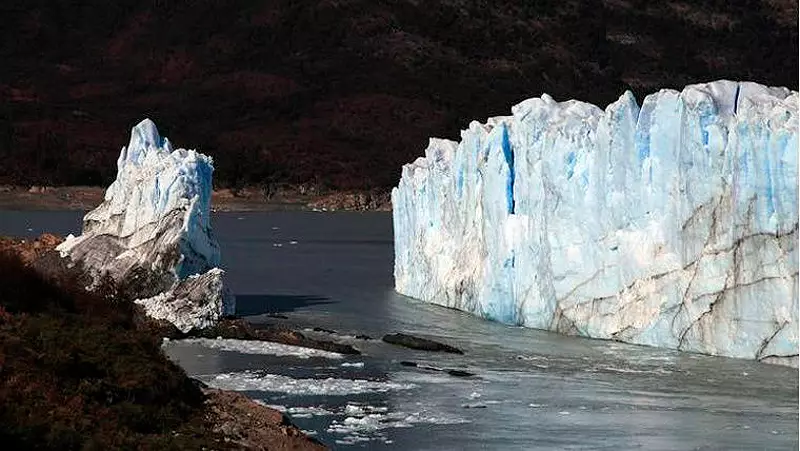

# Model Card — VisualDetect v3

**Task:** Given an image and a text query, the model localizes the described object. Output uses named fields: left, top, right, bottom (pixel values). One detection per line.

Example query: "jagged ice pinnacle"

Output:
left=57, top=119, right=233, bottom=332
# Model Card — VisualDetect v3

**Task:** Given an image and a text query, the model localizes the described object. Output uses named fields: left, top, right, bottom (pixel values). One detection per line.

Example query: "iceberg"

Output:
left=57, top=119, right=234, bottom=332
left=392, top=81, right=798, bottom=366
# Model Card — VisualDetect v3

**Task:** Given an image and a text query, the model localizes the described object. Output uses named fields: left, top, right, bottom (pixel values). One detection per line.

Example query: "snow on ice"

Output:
left=393, top=81, right=798, bottom=366
left=57, top=119, right=233, bottom=332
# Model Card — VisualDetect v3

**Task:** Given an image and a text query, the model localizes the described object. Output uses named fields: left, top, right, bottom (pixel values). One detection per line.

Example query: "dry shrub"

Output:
left=0, top=251, right=229, bottom=449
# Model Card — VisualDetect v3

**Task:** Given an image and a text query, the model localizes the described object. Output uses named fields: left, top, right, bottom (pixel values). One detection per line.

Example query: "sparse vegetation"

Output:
left=0, top=243, right=325, bottom=450
left=0, top=249, right=232, bottom=449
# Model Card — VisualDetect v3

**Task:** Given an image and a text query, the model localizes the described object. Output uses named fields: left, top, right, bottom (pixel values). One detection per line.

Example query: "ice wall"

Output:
left=393, top=81, right=798, bottom=366
left=58, top=119, right=233, bottom=332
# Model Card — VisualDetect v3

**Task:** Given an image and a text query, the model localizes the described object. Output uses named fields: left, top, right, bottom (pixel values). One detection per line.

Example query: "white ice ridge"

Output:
left=175, top=338, right=344, bottom=359
left=57, top=119, right=233, bottom=332
left=208, top=371, right=416, bottom=396
left=392, top=80, right=798, bottom=366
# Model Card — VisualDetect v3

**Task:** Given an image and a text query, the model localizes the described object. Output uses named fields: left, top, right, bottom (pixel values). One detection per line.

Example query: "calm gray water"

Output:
left=1, top=210, right=797, bottom=450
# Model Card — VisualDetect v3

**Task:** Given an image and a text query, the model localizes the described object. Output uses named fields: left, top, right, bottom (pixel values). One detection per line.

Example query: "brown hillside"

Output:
left=0, top=0, right=796, bottom=189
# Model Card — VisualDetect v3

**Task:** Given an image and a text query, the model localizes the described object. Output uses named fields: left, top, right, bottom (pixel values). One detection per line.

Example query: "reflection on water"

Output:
left=235, top=294, right=335, bottom=315
left=1, top=210, right=797, bottom=450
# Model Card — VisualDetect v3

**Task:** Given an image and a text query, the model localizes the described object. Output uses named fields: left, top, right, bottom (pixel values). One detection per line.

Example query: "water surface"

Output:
left=2, top=210, right=797, bottom=450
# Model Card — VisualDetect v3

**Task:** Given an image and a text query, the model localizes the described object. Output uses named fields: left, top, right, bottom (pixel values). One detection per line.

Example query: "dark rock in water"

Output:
left=398, top=360, right=474, bottom=377
left=190, top=318, right=361, bottom=355
left=313, top=327, right=338, bottom=334
left=382, top=332, right=464, bottom=354
left=446, top=369, right=474, bottom=377
left=355, top=334, right=373, bottom=340
left=267, top=313, right=289, bottom=319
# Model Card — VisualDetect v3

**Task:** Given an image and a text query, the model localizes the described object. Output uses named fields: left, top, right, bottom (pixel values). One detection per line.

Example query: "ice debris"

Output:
left=174, top=338, right=343, bottom=359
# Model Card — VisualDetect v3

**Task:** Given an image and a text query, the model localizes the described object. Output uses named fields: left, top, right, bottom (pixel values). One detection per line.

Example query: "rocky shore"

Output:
left=0, top=185, right=391, bottom=212
left=0, top=235, right=328, bottom=450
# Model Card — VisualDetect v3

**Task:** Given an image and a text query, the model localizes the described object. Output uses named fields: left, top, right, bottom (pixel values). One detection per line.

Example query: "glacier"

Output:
left=392, top=80, right=798, bottom=366
left=57, top=118, right=234, bottom=332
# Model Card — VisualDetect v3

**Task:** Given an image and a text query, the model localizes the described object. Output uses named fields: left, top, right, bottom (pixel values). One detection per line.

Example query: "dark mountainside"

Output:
left=0, top=0, right=797, bottom=190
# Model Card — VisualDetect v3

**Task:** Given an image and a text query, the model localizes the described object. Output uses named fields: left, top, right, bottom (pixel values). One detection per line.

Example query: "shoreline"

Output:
left=0, top=235, right=330, bottom=449
left=0, top=185, right=392, bottom=212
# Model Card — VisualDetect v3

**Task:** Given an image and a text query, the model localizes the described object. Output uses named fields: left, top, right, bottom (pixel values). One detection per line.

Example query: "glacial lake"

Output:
left=1, top=210, right=797, bottom=450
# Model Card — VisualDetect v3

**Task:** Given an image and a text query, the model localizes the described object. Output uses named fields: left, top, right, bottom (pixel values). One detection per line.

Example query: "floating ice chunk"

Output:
left=287, top=406, right=337, bottom=417
left=327, top=409, right=469, bottom=436
left=207, top=371, right=416, bottom=395
left=174, top=338, right=343, bottom=359
left=340, top=361, right=365, bottom=367
left=343, top=403, right=389, bottom=416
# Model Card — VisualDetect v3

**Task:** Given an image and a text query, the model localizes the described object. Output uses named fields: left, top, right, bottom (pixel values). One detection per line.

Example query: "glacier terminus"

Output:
left=392, top=80, right=798, bottom=366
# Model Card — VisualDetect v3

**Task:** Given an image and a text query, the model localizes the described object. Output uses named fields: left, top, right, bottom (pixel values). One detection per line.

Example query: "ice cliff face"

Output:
left=393, top=81, right=798, bottom=366
left=58, top=119, right=233, bottom=332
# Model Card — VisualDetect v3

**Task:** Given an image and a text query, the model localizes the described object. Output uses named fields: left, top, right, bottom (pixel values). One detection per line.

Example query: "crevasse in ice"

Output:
left=392, top=80, right=798, bottom=366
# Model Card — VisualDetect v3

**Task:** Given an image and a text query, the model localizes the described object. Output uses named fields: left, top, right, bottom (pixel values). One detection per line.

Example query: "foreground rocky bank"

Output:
left=394, top=80, right=798, bottom=366
left=0, top=120, right=356, bottom=447
left=0, top=235, right=325, bottom=450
